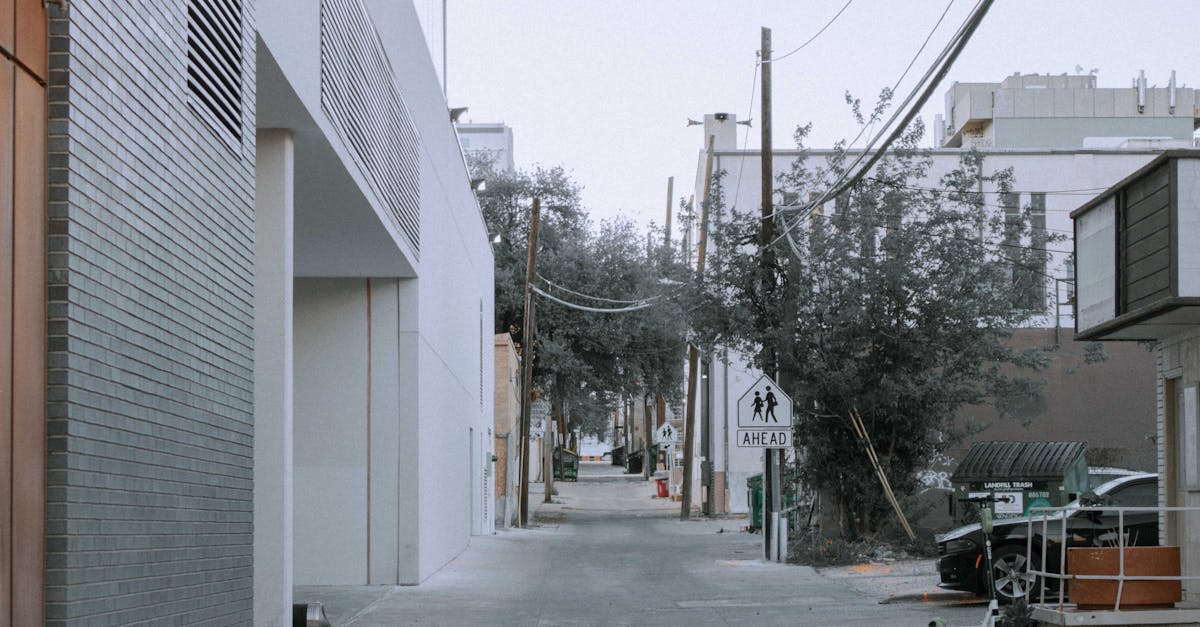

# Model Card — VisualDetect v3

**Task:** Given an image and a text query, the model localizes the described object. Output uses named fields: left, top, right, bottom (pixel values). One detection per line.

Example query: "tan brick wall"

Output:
left=493, top=334, right=520, bottom=511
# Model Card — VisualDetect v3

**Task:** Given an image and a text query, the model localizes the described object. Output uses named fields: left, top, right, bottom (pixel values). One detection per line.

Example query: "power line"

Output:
left=727, top=58, right=760, bottom=214
left=763, top=0, right=856, bottom=64
left=776, top=0, right=994, bottom=254
left=531, top=284, right=656, bottom=314
left=537, top=274, right=660, bottom=305
left=796, top=0, right=993, bottom=230
left=834, top=0, right=955, bottom=158
left=755, top=0, right=958, bottom=225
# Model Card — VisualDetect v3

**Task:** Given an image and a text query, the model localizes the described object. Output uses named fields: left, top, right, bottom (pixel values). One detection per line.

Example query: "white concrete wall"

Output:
left=262, top=0, right=494, bottom=590
left=1177, top=159, right=1200, bottom=298
left=1076, top=197, right=1117, bottom=331
left=293, top=279, right=370, bottom=585
left=254, top=130, right=295, bottom=627
left=364, top=0, right=495, bottom=582
left=368, top=279, right=403, bottom=584
left=707, top=352, right=766, bottom=514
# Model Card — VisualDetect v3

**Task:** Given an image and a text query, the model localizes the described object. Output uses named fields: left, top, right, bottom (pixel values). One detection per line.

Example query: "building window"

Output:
left=1003, top=192, right=1047, bottom=312
left=187, top=0, right=244, bottom=143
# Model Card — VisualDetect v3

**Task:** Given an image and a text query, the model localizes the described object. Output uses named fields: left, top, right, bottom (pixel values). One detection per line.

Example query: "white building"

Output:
left=690, top=73, right=1199, bottom=516
left=256, top=0, right=494, bottom=623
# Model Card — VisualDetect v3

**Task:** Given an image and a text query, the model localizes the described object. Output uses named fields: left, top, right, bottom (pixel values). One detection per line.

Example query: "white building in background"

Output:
left=689, top=72, right=1199, bottom=517
left=256, top=0, right=494, bottom=622
left=457, top=122, right=517, bottom=172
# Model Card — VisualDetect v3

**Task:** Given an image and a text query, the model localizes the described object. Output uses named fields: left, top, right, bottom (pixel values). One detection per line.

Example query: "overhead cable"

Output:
left=757, top=0, right=956, bottom=225
left=763, top=0, right=856, bottom=64
left=777, top=0, right=995, bottom=256
left=531, top=285, right=656, bottom=314
left=537, top=274, right=660, bottom=305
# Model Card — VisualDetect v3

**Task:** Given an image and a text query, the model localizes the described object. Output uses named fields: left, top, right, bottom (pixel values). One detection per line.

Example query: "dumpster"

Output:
left=553, top=447, right=579, bottom=481
left=611, top=445, right=625, bottom=467
left=625, top=449, right=642, bottom=474
left=747, top=474, right=763, bottom=530
left=949, top=440, right=1089, bottom=525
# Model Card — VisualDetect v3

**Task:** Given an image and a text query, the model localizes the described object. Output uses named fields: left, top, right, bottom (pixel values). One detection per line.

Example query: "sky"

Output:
left=446, top=0, right=1200, bottom=231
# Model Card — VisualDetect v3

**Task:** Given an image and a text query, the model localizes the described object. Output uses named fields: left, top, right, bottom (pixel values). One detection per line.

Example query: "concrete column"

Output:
left=254, top=129, right=295, bottom=627
left=396, top=278, right=421, bottom=584
left=369, top=279, right=401, bottom=584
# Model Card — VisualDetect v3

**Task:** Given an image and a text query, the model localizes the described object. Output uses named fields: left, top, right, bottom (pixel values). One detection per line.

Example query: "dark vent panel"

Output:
left=188, top=0, right=244, bottom=142
left=321, top=0, right=422, bottom=254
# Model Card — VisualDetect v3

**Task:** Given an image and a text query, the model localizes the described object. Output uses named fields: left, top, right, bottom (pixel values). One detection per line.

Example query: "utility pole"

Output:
left=543, top=415, right=554, bottom=503
left=664, top=176, right=674, bottom=248
left=642, top=394, right=653, bottom=481
left=518, top=198, right=540, bottom=528
left=759, top=26, right=784, bottom=561
left=681, top=134, right=715, bottom=520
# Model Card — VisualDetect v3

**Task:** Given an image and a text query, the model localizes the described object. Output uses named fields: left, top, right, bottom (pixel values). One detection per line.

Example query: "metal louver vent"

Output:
left=187, top=0, right=244, bottom=143
left=321, top=0, right=422, bottom=254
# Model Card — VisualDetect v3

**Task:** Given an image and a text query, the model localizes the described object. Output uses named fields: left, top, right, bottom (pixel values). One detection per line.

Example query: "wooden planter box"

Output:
left=1067, top=546, right=1182, bottom=609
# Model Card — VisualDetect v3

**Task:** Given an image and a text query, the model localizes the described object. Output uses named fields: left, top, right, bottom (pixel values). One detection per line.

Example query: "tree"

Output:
left=699, top=95, right=1054, bottom=539
left=469, top=155, right=690, bottom=442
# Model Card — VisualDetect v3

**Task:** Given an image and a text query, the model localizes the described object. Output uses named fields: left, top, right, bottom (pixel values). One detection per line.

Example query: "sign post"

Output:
left=736, top=375, right=793, bottom=561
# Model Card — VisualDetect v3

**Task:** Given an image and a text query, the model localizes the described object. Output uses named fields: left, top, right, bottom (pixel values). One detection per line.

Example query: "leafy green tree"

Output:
left=699, top=96, right=1054, bottom=539
left=469, top=155, right=690, bottom=441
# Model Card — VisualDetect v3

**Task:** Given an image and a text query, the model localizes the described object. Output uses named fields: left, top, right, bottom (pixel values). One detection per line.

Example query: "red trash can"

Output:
left=656, top=478, right=669, bottom=498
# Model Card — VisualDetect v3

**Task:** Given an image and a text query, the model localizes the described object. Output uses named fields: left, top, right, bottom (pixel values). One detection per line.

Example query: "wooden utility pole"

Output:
left=681, top=135, right=716, bottom=520
left=664, top=176, right=674, bottom=248
left=759, top=26, right=785, bottom=561
left=518, top=198, right=541, bottom=528
left=642, top=395, right=653, bottom=480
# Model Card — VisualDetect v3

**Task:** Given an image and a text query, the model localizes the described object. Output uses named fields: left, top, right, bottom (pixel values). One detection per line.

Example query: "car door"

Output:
left=1072, top=479, right=1159, bottom=548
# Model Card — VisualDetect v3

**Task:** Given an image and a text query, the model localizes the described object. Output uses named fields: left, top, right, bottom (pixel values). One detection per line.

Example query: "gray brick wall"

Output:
left=45, top=1, right=256, bottom=624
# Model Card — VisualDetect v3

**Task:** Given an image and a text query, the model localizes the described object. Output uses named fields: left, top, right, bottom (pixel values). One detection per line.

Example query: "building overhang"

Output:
left=256, top=38, right=417, bottom=278
left=1073, top=150, right=1200, bottom=342
left=1076, top=297, right=1200, bottom=341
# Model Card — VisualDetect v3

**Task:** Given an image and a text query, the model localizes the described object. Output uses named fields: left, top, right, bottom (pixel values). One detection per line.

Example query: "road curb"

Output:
left=880, top=590, right=981, bottom=605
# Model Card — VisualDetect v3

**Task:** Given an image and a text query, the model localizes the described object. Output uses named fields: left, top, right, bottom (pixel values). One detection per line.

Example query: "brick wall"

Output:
left=493, top=334, right=519, bottom=527
left=45, top=1, right=256, bottom=623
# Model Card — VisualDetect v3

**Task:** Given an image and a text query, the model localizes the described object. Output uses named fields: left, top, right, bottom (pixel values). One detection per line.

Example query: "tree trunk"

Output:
left=818, top=488, right=842, bottom=538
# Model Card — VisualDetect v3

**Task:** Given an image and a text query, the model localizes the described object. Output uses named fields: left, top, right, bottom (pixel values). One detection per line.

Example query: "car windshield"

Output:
left=1029, top=475, right=1155, bottom=519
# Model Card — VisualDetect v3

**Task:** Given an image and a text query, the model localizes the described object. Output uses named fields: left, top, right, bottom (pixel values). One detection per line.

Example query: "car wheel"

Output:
left=990, top=545, right=1040, bottom=603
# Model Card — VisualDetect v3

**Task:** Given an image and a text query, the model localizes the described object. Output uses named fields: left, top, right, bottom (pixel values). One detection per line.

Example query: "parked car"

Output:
left=936, top=473, right=1159, bottom=603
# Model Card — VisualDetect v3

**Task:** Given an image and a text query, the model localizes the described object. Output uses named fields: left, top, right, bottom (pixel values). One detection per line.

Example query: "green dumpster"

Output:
left=748, top=474, right=763, bottom=530
left=553, top=448, right=579, bottom=482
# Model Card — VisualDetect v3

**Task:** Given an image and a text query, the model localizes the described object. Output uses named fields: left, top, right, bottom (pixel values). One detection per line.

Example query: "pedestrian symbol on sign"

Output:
left=737, top=376, right=793, bottom=428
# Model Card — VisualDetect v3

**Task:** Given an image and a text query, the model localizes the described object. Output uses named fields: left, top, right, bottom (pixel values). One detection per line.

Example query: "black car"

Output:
left=936, top=473, right=1159, bottom=603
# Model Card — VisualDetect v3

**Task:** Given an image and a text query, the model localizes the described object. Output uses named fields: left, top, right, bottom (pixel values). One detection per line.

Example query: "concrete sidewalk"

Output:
left=295, top=464, right=983, bottom=626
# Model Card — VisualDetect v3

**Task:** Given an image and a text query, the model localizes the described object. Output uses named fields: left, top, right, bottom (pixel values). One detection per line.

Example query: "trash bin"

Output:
left=625, top=449, right=643, bottom=475
left=656, top=478, right=669, bottom=498
left=553, top=447, right=579, bottom=482
left=747, top=474, right=763, bottom=531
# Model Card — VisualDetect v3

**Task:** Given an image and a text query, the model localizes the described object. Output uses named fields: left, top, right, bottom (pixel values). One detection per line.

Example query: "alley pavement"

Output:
left=296, top=463, right=984, bottom=626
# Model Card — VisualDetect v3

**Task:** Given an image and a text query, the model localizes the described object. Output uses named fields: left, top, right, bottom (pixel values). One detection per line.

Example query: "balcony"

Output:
left=1073, top=150, right=1200, bottom=341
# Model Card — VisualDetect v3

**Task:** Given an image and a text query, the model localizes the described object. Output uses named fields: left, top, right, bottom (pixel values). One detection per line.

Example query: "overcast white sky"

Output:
left=446, top=1, right=1200, bottom=230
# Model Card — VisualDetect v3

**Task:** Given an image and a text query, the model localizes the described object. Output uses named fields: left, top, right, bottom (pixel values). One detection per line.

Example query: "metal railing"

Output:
left=1022, top=504, right=1200, bottom=611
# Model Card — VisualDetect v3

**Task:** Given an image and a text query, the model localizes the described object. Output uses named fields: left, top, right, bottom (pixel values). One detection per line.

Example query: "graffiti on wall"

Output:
left=917, top=452, right=955, bottom=493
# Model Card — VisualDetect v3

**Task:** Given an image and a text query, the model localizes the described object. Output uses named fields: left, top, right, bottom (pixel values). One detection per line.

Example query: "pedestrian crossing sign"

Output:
left=737, top=375, right=792, bottom=428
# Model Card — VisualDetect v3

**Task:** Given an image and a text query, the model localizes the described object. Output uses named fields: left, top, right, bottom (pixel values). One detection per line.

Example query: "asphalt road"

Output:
left=298, top=462, right=984, bottom=626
